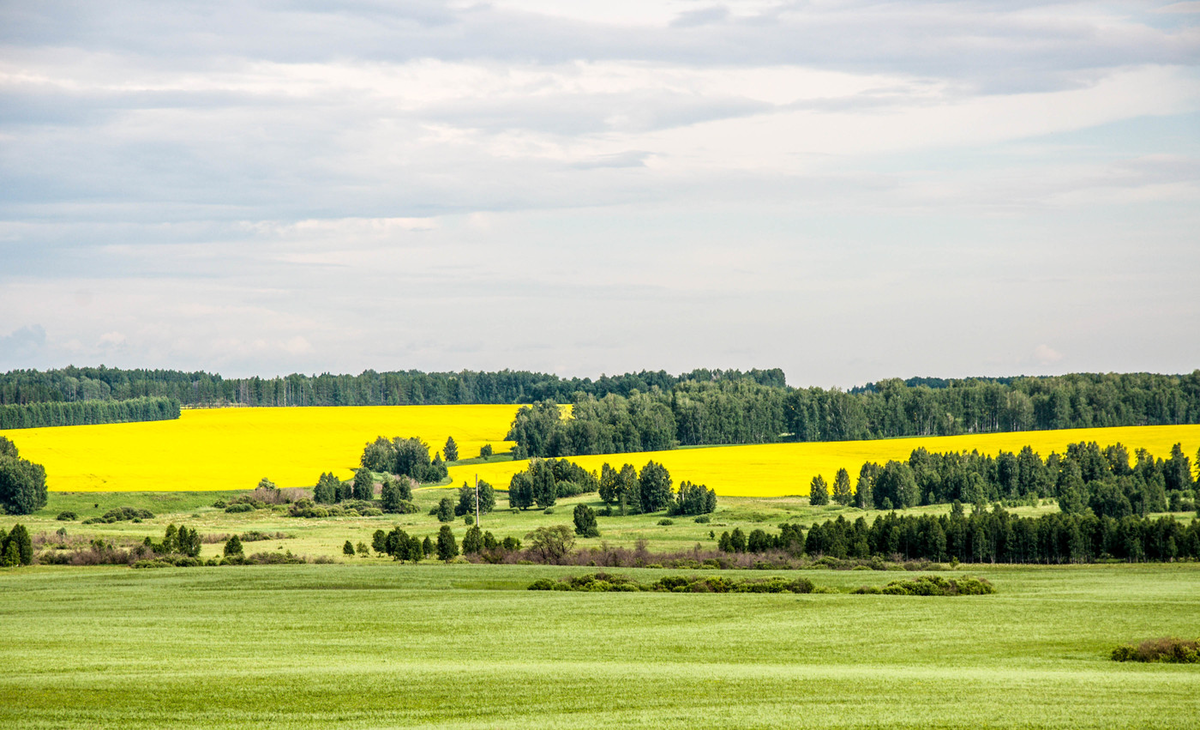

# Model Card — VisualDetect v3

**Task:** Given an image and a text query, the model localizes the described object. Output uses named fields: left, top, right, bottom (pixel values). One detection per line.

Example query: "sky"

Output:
left=1, top=1, right=1198, bottom=387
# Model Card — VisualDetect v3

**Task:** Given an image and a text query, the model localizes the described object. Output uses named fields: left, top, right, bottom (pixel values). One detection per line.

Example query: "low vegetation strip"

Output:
left=851, top=575, right=995, bottom=596
left=527, top=572, right=994, bottom=595
left=1111, top=638, right=1200, bottom=663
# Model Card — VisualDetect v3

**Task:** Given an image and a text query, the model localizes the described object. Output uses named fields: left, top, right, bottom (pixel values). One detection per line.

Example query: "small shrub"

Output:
left=212, top=500, right=228, bottom=508
left=543, top=508, right=554, bottom=515
left=56, top=511, right=77, bottom=521
left=1111, top=638, right=1200, bottom=663
left=657, top=519, right=674, bottom=526
left=224, top=503, right=254, bottom=513
left=693, top=515, right=710, bottom=523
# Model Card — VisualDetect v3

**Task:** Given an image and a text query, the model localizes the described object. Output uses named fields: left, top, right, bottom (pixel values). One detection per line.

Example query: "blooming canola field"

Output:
left=3, top=405, right=519, bottom=492
left=3, top=405, right=1199, bottom=496
left=450, top=424, right=1200, bottom=498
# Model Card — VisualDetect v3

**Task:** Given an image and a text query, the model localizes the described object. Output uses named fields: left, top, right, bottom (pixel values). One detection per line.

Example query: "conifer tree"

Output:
left=443, top=437, right=459, bottom=462
left=436, top=525, right=459, bottom=560
left=809, top=474, right=829, bottom=506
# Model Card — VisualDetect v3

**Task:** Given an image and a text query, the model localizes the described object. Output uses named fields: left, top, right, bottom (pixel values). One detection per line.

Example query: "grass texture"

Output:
left=1, top=562, right=1198, bottom=728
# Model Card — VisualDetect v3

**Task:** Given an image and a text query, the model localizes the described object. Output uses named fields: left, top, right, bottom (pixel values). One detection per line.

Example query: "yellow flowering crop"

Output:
left=4, top=405, right=518, bottom=492
left=450, top=424, right=1200, bottom=498
left=4, top=405, right=1198, bottom=497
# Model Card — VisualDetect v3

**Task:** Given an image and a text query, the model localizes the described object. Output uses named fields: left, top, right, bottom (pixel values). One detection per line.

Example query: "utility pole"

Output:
left=475, top=473, right=480, bottom=526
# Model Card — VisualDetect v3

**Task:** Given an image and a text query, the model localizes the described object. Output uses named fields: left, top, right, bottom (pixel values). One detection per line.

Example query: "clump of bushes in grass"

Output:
left=82, top=506, right=154, bottom=524
left=852, top=575, right=995, bottom=596
left=1111, top=638, right=1199, bottom=663
left=55, top=511, right=77, bottom=521
left=201, top=530, right=292, bottom=544
left=528, top=572, right=817, bottom=594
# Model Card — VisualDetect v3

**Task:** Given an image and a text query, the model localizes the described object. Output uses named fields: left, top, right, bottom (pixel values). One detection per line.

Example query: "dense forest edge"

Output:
left=3, top=367, right=1200, bottom=451
left=0, top=396, right=181, bottom=430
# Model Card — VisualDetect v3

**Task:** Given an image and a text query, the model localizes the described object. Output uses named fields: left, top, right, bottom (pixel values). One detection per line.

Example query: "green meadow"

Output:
left=2, top=562, right=1199, bottom=728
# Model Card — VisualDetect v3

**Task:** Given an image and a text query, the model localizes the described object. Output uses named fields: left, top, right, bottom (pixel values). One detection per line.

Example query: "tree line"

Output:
left=507, top=371, right=1200, bottom=457
left=718, top=507, right=1200, bottom=563
left=0, top=396, right=180, bottom=429
left=819, top=441, right=1197, bottom=519
left=0, top=365, right=783, bottom=407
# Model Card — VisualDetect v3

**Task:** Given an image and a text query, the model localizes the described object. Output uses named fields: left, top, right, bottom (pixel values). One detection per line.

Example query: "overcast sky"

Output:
left=1, top=1, right=1198, bottom=387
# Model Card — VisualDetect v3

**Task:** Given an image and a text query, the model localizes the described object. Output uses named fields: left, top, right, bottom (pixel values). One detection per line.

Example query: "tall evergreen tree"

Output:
left=443, top=437, right=459, bottom=462
left=832, top=468, right=853, bottom=505
left=809, top=474, right=829, bottom=506
left=436, top=525, right=459, bottom=560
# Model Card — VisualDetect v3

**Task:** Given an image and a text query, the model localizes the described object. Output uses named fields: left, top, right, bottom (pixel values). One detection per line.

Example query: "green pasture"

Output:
left=1, top=562, right=1198, bottom=728
left=22, top=487, right=1145, bottom=562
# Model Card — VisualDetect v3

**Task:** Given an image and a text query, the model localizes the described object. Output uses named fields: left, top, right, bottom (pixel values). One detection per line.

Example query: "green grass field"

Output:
left=1, top=562, right=1198, bottom=728
left=22, top=486, right=1160, bottom=563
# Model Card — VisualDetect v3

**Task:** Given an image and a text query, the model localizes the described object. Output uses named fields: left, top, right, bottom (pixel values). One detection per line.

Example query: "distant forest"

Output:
left=1, top=367, right=1199, bottom=447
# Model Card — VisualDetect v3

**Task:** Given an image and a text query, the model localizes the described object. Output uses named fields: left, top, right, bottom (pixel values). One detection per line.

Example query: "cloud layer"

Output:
left=1, top=1, right=1198, bottom=384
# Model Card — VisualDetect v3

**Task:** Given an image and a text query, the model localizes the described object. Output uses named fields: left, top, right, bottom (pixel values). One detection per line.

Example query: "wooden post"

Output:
left=475, top=473, right=480, bottom=526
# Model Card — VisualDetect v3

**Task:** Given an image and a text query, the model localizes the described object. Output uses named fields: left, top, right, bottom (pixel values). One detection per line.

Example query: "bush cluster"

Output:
left=851, top=575, right=994, bottom=596
left=83, top=507, right=154, bottom=524
left=528, top=572, right=817, bottom=594
left=1111, top=638, right=1199, bottom=663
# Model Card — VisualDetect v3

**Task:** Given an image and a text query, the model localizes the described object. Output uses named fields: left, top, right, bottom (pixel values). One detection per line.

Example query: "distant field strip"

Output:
left=450, top=425, right=1200, bottom=497
left=5, top=407, right=1198, bottom=494
left=3, top=405, right=519, bottom=492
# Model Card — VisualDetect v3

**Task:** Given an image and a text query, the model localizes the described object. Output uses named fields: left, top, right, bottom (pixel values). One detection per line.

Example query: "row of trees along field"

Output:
left=719, top=507, right=1200, bottom=563
left=0, top=365, right=783, bottom=407
left=817, top=441, right=1198, bottom=519
left=0, top=396, right=180, bottom=429
left=506, top=457, right=717, bottom=516
left=0, top=437, right=48, bottom=515
left=5, top=366, right=1199, bottom=444
left=508, top=372, right=1200, bottom=456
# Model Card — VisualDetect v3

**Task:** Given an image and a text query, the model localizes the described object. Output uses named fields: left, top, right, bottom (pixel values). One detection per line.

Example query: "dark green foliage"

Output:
left=436, top=525, right=458, bottom=560
left=1, top=523, right=33, bottom=565
left=479, top=444, right=493, bottom=458
left=0, top=453, right=48, bottom=515
left=832, top=468, right=853, bottom=505
left=0, top=396, right=180, bottom=430
left=455, top=480, right=496, bottom=516
left=461, top=525, right=483, bottom=554
left=83, top=506, right=154, bottom=524
left=435, top=497, right=454, bottom=523
left=313, top=472, right=340, bottom=504
left=372, top=529, right=387, bottom=554
left=343, top=540, right=355, bottom=556
left=501, top=536, right=520, bottom=551
left=851, top=575, right=995, bottom=596
left=1111, top=638, right=1199, bottom=663
left=360, top=436, right=447, bottom=483
left=352, top=469, right=374, bottom=500
left=531, top=460, right=556, bottom=508
left=573, top=504, right=600, bottom=537
left=508, top=471, right=534, bottom=510
left=224, top=535, right=244, bottom=557
left=443, top=437, right=458, bottom=462
left=224, top=503, right=254, bottom=513
left=671, top=480, right=717, bottom=515
left=422, top=536, right=433, bottom=555
left=529, top=572, right=817, bottom=594
left=638, top=461, right=672, bottom=513
left=0, top=436, right=15, bottom=458
left=809, top=474, right=829, bottom=505
left=56, top=511, right=77, bottom=521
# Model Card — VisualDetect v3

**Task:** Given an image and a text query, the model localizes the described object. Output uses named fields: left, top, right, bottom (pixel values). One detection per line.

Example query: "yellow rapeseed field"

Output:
left=4, top=405, right=1198, bottom=496
left=3, top=405, right=518, bottom=492
left=450, top=424, right=1200, bottom=498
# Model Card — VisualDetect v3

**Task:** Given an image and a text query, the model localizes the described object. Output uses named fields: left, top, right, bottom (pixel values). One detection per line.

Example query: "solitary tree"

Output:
left=573, top=504, right=600, bottom=537
left=509, top=471, right=535, bottom=510
left=443, top=437, right=459, bottom=463
left=436, top=525, right=459, bottom=561
left=436, top=497, right=455, bottom=523
left=372, top=529, right=387, bottom=554
left=832, top=468, right=853, bottom=505
left=479, top=444, right=493, bottom=459
left=224, top=534, right=244, bottom=557
left=352, top=469, right=374, bottom=501
left=343, top=540, right=356, bottom=557
left=809, top=475, right=829, bottom=506
left=525, top=525, right=575, bottom=563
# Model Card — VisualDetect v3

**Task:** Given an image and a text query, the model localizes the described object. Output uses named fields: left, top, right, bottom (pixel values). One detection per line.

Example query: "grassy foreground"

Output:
left=2, top=563, right=1198, bottom=728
